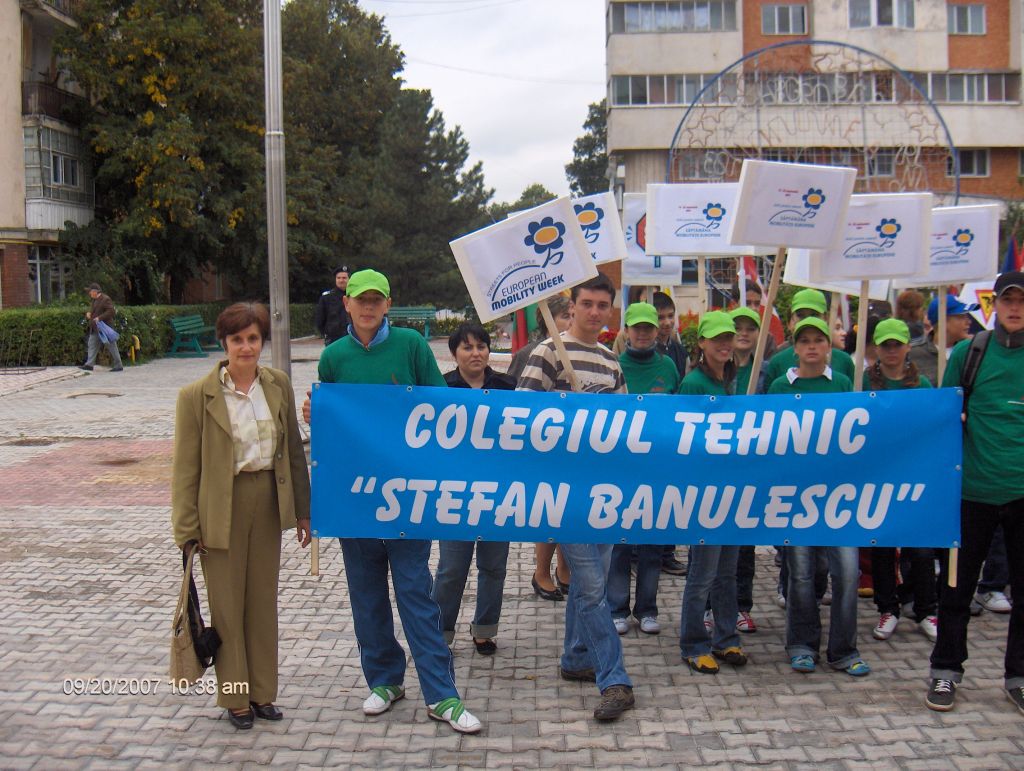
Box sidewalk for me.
[0,339,1019,769]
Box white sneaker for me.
[639,616,660,635]
[363,685,405,715]
[872,613,898,640]
[613,617,629,635]
[428,698,482,734]
[975,591,1012,613]
[774,592,786,609]
[703,609,714,633]
[919,615,938,642]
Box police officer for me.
[315,266,350,345]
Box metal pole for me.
[264,0,290,376]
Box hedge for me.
[0,303,317,367]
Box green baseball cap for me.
[730,306,761,327]
[790,288,827,315]
[873,318,910,345]
[697,310,736,339]
[346,269,391,298]
[793,316,831,341]
[624,302,659,327]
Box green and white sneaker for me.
[428,697,482,734]
[362,685,405,715]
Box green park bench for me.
[388,306,436,338]
[167,314,221,357]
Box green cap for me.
[624,302,658,327]
[730,306,761,327]
[792,316,831,341]
[346,269,390,298]
[697,310,736,340]
[790,288,827,315]
[873,318,910,345]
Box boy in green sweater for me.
[765,288,855,385]
[304,269,481,734]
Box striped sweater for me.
[516,332,626,394]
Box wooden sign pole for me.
[697,258,708,314]
[934,289,958,586]
[746,247,786,395]
[538,297,581,392]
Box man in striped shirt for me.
[516,273,635,721]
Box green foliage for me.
[565,100,608,196]
[0,303,316,366]
[476,183,558,227]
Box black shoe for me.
[532,575,564,601]
[559,666,596,683]
[110,367,124,372]
[593,685,635,721]
[226,707,254,729]
[473,638,497,656]
[925,679,957,712]
[78,365,93,371]
[661,557,687,576]
[250,702,283,721]
[556,576,571,594]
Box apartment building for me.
[606,0,1024,206]
[0,0,92,308]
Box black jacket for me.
[314,288,349,344]
[444,366,515,390]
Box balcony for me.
[20,0,80,25]
[22,82,84,123]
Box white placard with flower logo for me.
[727,160,857,249]
[621,193,683,284]
[450,196,598,323]
[892,205,1000,288]
[573,191,627,265]
[645,183,774,256]
[807,193,933,281]
[784,248,891,300]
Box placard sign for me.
[450,197,597,323]
[809,193,933,281]
[622,193,682,283]
[727,160,857,249]
[646,183,772,256]
[785,248,890,301]
[893,205,1000,288]
[573,191,627,265]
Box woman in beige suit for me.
[172,302,311,729]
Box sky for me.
[360,0,607,205]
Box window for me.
[948,4,985,34]
[867,149,895,177]
[675,150,728,180]
[849,0,914,28]
[28,245,70,305]
[609,1,738,33]
[50,153,79,187]
[762,4,807,34]
[948,149,989,177]
[611,73,737,105]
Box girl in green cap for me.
[863,318,938,645]
[676,311,748,673]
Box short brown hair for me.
[215,302,271,342]
[895,290,925,323]
[571,272,616,303]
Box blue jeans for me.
[340,538,458,705]
[785,546,861,668]
[680,545,740,658]
[559,543,632,692]
[431,540,510,643]
[607,544,661,620]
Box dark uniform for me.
[314,288,349,345]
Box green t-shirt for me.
[736,360,755,395]
[619,351,681,395]
[318,326,446,387]
[765,344,855,385]
[677,367,731,396]
[860,371,933,391]
[943,336,1024,505]
[767,370,853,394]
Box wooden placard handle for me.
[538,298,581,393]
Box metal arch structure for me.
[665,39,960,205]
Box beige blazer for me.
[171,362,311,549]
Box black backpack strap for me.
[960,330,992,419]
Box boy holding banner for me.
[517,272,636,722]
[306,269,482,734]
[927,272,1024,716]
[764,289,856,386]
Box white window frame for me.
[762,4,807,35]
[50,153,79,188]
[850,0,914,29]
[610,1,738,33]
[947,4,985,35]
[867,148,896,178]
[948,149,990,178]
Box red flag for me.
[511,308,530,352]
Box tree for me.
[477,183,557,227]
[565,99,609,196]
[59,0,267,302]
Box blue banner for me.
[311,384,962,547]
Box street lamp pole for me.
[263,0,290,375]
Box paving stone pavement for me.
[0,339,1020,769]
